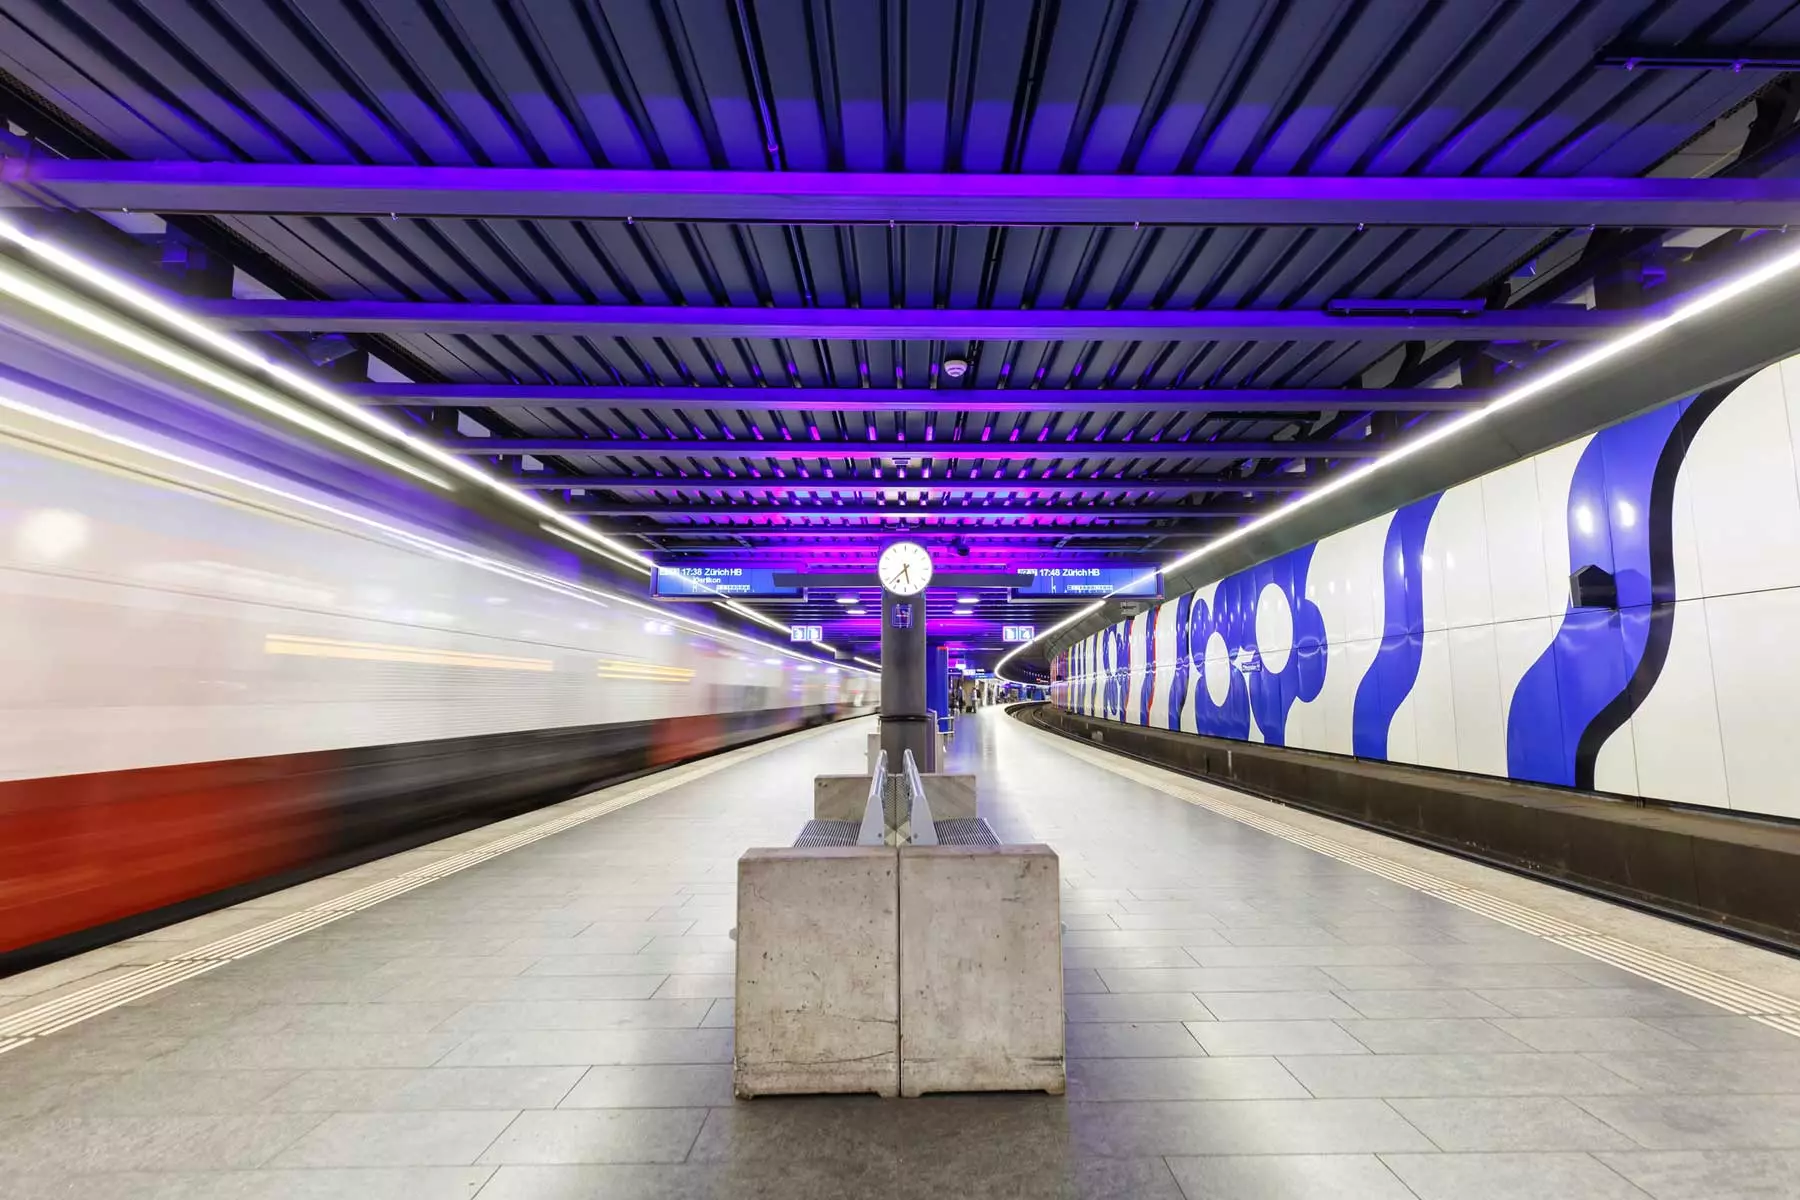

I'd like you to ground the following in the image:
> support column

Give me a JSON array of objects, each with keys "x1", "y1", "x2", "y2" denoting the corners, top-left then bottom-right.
[{"x1": 880, "y1": 587, "x2": 930, "y2": 768}]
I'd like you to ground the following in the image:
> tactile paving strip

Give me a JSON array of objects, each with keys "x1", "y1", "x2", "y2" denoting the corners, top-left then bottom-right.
[{"x1": 1027, "y1": 720, "x2": 1800, "y2": 1039}]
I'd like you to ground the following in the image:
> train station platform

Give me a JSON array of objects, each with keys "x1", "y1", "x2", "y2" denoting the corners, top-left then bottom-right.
[{"x1": 2, "y1": 710, "x2": 1800, "y2": 1199}]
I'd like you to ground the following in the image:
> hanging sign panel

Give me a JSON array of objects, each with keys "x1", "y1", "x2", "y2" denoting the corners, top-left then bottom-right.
[
  {"x1": 1012, "y1": 566, "x2": 1162, "y2": 599},
  {"x1": 651, "y1": 565, "x2": 803, "y2": 599}
]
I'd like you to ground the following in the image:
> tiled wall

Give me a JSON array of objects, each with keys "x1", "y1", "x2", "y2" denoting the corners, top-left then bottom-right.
[{"x1": 1055, "y1": 353, "x2": 1800, "y2": 823}]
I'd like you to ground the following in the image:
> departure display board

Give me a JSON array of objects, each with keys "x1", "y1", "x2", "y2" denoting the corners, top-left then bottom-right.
[
  {"x1": 1013, "y1": 566, "x2": 1161, "y2": 598},
  {"x1": 651, "y1": 565, "x2": 802, "y2": 599}
]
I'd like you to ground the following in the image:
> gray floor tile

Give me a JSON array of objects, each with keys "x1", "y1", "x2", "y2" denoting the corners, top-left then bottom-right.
[
  {"x1": 436, "y1": 999, "x2": 711, "y2": 1031},
  {"x1": 1188, "y1": 945, "x2": 1423, "y2": 968},
  {"x1": 560, "y1": 1065, "x2": 735, "y2": 1108},
  {"x1": 1062, "y1": 929, "x2": 1229, "y2": 949},
  {"x1": 1334, "y1": 1019, "x2": 1533, "y2": 1055},
  {"x1": 1187, "y1": 1020, "x2": 1370, "y2": 1057},
  {"x1": 1490, "y1": 1017, "x2": 1701, "y2": 1053},
  {"x1": 0, "y1": 1166, "x2": 497, "y2": 1199},
  {"x1": 0, "y1": 1114, "x2": 325, "y2": 1172},
  {"x1": 1217, "y1": 925, "x2": 1346, "y2": 946},
  {"x1": 31, "y1": 1069, "x2": 299, "y2": 1116},
  {"x1": 1585, "y1": 1051, "x2": 1800, "y2": 1094},
  {"x1": 1574, "y1": 1095, "x2": 1800, "y2": 1149},
  {"x1": 1380, "y1": 1152, "x2": 1651, "y2": 1199},
  {"x1": 1198, "y1": 991, "x2": 1360, "y2": 1021},
  {"x1": 1099, "y1": 966, "x2": 1335, "y2": 993},
  {"x1": 1638, "y1": 1016, "x2": 1800, "y2": 1051},
  {"x1": 260, "y1": 1066, "x2": 582, "y2": 1111},
  {"x1": 1064, "y1": 969, "x2": 1108, "y2": 994},
  {"x1": 699, "y1": 999, "x2": 733, "y2": 1028},
  {"x1": 269, "y1": 1110, "x2": 517, "y2": 1167},
  {"x1": 1476, "y1": 988, "x2": 1720, "y2": 1018},
  {"x1": 1166, "y1": 1153, "x2": 1416, "y2": 1198},
  {"x1": 1323, "y1": 964, "x2": 1587, "y2": 990},
  {"x1": 1061, "y1": 947, "x2": 1201, "y2": 969},
  {"x1": 1280, "y1": 1052, "x2": 1641, "y2": 1097},
  {"x1": 1596, "y1": 1149, "x2": 1800, "y2": 1199},
  {"x1": 524, "y1": 953, "x2": 734, "y2": 977},
  {"x1": 151, "y1": 1032, "x2": 464, "y2": 1071},
  {"x1": 478, "y1": 1108, "x2": 707, "y2": 1164},
  {"x1": 1067, "y1": 1098, "x2": 1434, "y2": 1156},
  {"x1": 901, "y1": 1150, "x2": 1187, "y2": 1199},
  {"x1": 1064, "y1": 993, "x2": 1214, "y2": 1023},
  {"x1": 1389, "y1": 1096, "x2": 1638, "y2": 1151},
  {"x1": 651, "y1": 974, "x2": 734, "y2": 999},
  {"x1": 1065, "y1": 1057, "x2": 1309, "y2": 1102},
  {"x1": 437, "y1": 1029, "x2": 733, "y2": 1067},
  {"x1": 687, "y1": 1098, "x2": 900, "y2": 1162},
  {"x1": 490, "y1": 976, "x2": 673, "y2": 1002},
  {"x1": 1398, "y1": 942, "x2": 1591, "y2": 965},
  {"x1": 1066, "y1": 1022, "x2": 1206, "y2": 1058},
  {"x1": 475, "y1": 1160, "x2": 896, "y2": 1200},
  {"x1": 1337, "y1": 989, "x2": 1517, "y2": 1019}
]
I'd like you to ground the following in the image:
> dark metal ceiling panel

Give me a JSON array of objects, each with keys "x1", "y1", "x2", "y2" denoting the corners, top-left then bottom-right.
[{"x1": 1, "y1": 0, "x2": 1793, "y2": 578}]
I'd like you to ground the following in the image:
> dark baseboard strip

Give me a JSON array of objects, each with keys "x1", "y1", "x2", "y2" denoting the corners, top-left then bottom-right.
[{"x1": 1018, "y1": 704, "x2": 1800, "y2": 958}]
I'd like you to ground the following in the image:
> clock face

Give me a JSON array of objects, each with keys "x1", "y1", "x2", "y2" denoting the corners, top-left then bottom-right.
[{"x1": 878, "y1": 541, "x2": 934, "y2": 596}]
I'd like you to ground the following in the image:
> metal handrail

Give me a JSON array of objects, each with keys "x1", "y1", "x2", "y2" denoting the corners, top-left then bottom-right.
[
  {"x1": 857, "y1": 749, "x2": 889, "y2": 845},
  {"x1": 902, "y1": 749, "x2": 937, "y2": 846}
]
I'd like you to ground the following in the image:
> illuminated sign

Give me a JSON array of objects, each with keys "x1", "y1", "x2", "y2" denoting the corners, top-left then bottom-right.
[
  {"x1": 1002, "y1": 625, "x2": 1037, "y2": 643},
  {"x1": 789, "y1": 625, "x2": 823, "y2": 643},
  {"x1": 652, "y1": 565, "x2": 801, "y2": 599},
  {"x1": 1013, "y1": 566, "x2": 1161, "y2": 598}
]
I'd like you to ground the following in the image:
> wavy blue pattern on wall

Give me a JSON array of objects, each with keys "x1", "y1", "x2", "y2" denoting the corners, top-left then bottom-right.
[
  {"x1": 1352, "y1": 496, "x2": 1441, "y2": 758},
  {"x1": 1507, "y1": 401, "x2": 1687, "y2": 786},
  {"x1": 1140, "y1": 610, "x2": 1158, "y2": 726},
  {"x1": 1166, "y1": 592, "x2": 1194, "y2": 731},
  {"x1": 1102, "y1": 619, "x2": 1133, "y2": 722},
  {"x1": 1186, "y1": 544, "x2": 1328, "y2": 745}
]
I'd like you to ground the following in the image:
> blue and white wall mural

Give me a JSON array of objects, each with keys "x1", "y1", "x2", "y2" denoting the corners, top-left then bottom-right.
[{"x1": 1053, "y1": 354, "x2": 1800, "y2": 823}]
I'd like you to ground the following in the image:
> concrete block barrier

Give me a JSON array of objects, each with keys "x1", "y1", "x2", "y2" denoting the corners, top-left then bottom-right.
[
  {"x1": 897, "y1": 843, "x2": 1065, "y2": 1097},
  {"x1": 734, "y1": 846, "x2": 900, "y2": 1098}
]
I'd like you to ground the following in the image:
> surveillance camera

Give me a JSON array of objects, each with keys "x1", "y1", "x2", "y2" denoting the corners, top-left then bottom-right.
[{"x1": 942, "y1": 358, "x2": 969, "y2": 379}]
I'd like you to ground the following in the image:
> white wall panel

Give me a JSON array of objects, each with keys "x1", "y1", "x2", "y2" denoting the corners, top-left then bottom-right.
[
  {"x1": 1618, "y1": 598, "x2": 1726, "y2": 809},
  {"x1": 1705, "y1": 586, "x2": 1800, "y2": 820},
  {"x1": 1430, "y1": 479, "x2": 1495, "y2": 630},
  {"x1": 1532, "y1": 438, "x2": 1586, "y2": 619},
  {"x1": 1447, "y1": 623, "x2": 1507, "y2": 777},
  {"x1": 1146, "y1": 602, "x2": 1174, "y2": 730},
  {"x1": 1687, "y1": 366, "x2": 1800, "y2": 597},
  {"x1": 1481, "y1": 457, "x2": 1554, "y2": 625},
  {"x1": 1410, "y1": 628, "x2": 1460, "y2": 770}
]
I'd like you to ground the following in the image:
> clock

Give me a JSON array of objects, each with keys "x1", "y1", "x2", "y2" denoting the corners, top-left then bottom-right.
[{"x1": 878, "y1": 540, "x2": 934, "y2": 596}]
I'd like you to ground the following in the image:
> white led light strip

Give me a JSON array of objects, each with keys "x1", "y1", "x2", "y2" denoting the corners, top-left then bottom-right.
[
  {"x1": 0, "y1": 719, "x2": 855, "y2": 1051},
  {"x1": 1026, "y1": 720, "x2": 1800, "y2": 1035},
  {"x1": 997, "y1": 238, "x2": 1800, "y2": 683}
]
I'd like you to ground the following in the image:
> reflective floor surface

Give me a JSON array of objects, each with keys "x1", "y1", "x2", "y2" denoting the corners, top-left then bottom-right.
[{"x1": 0, "y1": 711, "x2": 1797, "y2": 1198}]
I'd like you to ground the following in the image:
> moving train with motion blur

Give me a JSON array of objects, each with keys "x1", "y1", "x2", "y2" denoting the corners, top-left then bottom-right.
[{"x1": 0, "y1": 389, "x2": 874, "y2": 973}]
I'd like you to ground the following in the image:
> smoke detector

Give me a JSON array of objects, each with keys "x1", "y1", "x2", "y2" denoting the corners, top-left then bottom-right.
[{"x1": 942, "y1": 357, "x2": 969, "y2": 379}]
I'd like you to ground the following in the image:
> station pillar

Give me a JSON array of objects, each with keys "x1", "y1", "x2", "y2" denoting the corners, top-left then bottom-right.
[{"x1": 880, "y1": 586, "x2": 930, "y2": 768}]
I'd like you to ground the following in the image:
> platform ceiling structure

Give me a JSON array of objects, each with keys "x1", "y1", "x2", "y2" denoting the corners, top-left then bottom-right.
[{"x1": 7, "y1": 0, "x2": 1800, "y2": 665}]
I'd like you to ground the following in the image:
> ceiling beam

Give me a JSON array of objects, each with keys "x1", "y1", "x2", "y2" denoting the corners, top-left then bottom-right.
[
  {"x1": 348, "y1": 383, "x2": 1480, "y2": 413},
  {"x1": 514, "y1": 473, "x2": 1310, "y2": 494},
  {"x1": 451, "y1": 437, "x2": 1378, "y2": 460},
  {"x1": 565, "y1": 501, "x2": 1254, "y2": 518},
  {"x1": 190, "y1": 299, "x2": 1632, "y2": 342},
  {"x1": 13, "y1": 160, "x2": 1800, "y2": 228}
]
